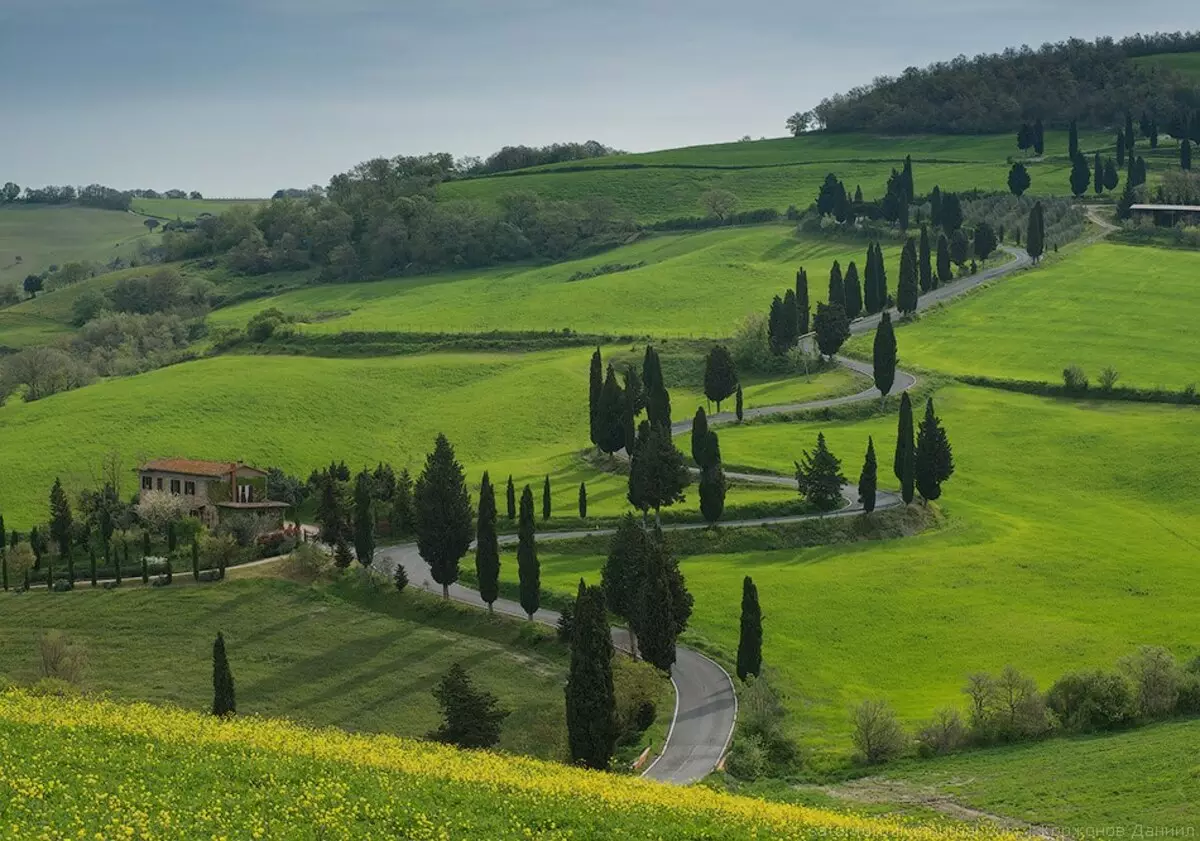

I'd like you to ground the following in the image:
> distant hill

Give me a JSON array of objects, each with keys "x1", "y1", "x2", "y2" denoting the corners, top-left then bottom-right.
[
  {"x1": 0, "y1": 205, "x2": 150, "y2": 289},
  {"x1": 811, "y1": 32, "x2": 1200, "y2": 134}
]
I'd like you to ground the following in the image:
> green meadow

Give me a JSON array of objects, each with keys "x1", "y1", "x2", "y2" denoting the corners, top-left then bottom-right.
[
  {"x1": 1133, "y1": 51, "x2": 1200, "y2": 81},
  {"x1": 847, "y1": 243, "x2": 1200, "y2": 389},
  {"x1": 132, "y1": 197, "x2": 264, "y2": 219},
  {"x1": 0, "y1": 205, "x2": 151, "y2": 287},
  {"x1": 516, "y1": 385, "x2": 1200, "y2": 749},
  {"x1": 209, "y1": 226, "x2": 893, "y2": 338},
  {"x1": 0, "y1": 346, "x2": 856, "y2": 528}
]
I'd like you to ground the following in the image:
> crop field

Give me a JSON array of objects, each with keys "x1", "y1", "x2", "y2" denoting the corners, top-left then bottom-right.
[
  {"x1": 0, "y1": 205, "x2": 151, "y2": 287},
  {"x1": 873, "y1": 718, "x2": 1200, "y2": 831},
  {"x1": 132, "y1": 196, "x2": 265, "y2": 219},
  {"x1": 846, "y1": 243, "x2": 1200, "y2": 389},
  {"x1": 0, "y1": 688, "x2": 1016, "y2": 841},
  {"x1": 0, "y1": 578, "x2": 573, "y2": 758},
  {"x1": 0, "y1": 346, "x2": 831, "y2": 528},
  {"x1": 523, "y1": 385, "x2": 1200, "y2": 749},
  {"x1": 209, "y1": 226, "x2": 896, "y2": 338}
]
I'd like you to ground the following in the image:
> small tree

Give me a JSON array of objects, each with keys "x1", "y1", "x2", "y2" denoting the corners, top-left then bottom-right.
[
  {"x1": 1007, "y1": 162, "x2": 1031, "y2": 197},
  {"x1": 858, "y1": 437, "x2": 878, "y2": 515},
  {"x1": 973, "y1": 222, "x2": 998, "y2": 262},
  {"x1": 700, "y1": 189, "x2": 738, "y2": 220},
  {"x1": 872, "y1": 312, "x2": 897, "y2": 403},
  {"x1": 949, "y1": 228, "x2": 970, "y2": 268},
  {"x1": 191, "y1": 538, "x2": 200, "y2": 582},
  {"x1": 414, "y1": 434, "x2": 473, "y2": 598},
  {"x1": 1026, "y1": 201, "x2": 1045, "y2": 264},
  {"x1": 894, "y1": 392, "x2": 915, "y2": 504},
  {"x1": 212, "y1": 632, "x2": 236, "y2": 717},
  {"x1": 736, "y1": 576, "x2": 763, "y2": 681},
  {"x1": 699, "y1": 462, "x2": 726, "y2": 525},
  {"x1": 49, "y1": 478, "x2": 73, "y2": 561},
  {"x1": 735, "y1": 385, "x2": 744, "y2": 422},
  {"x1": 852, "y1": 699, "x2": 906, "y2": 764},
  {"x1": 353, "y1": 470, "x2": 375, "y2": 569},
  {"x1": 1069, "y1": 153, "x2": 1091, "y2": 197},
  {"x1": 565, "y1": 581, "x2": 618, "y2": 769},
  {"x1": 1182, "y1": 138, "x2": 1192, "y2": 172},
  {"x1": 542, "y1": 475, "x2": 552, "y2": 521},
  {"x1": 813, "y1": 301, "x2": 850, "y2": 359},
  {"x1": 690, "y1": 407, "x2": 711, "y2": 467},
  {"x1": 475, "y1": 472, "x2": 500, "y2": 612},
  {"x1": 627, "y1": 421, "x2": 689, "y2": 525},
  {"x1": 578, "y1": 481, "x2": 587, "y2": 519},
  {"x1": 703, "y1": 344, "x2": 738, "y2": 412},
  {"x1": 915, "y1": 397, "x2": 954, "y2": 503},
  {"x1": 795, "y1": 433, "x2": 847, "y2": 511},
  {"x1": 1103, "y1": 158, "x2": 1119, "y2": 192},
  {"x1": 429, "y1": 664, "x2": 510, "y2": 749},
  {"x1": 506, "y1": 475, "x2": 516, "y2": 521},
  {"x1": 517, "y1": 485, "x2": 540, "y2": 619}
]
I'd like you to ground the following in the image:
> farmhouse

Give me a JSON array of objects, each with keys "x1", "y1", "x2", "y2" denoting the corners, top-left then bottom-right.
[{"x1": 137, "y1": 458, "x2": 289, "y2": 528}]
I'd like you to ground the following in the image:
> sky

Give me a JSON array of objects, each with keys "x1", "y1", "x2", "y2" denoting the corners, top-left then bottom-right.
[{"x1": 2, "y1": 0, "x2": 1196, "y2": 197}]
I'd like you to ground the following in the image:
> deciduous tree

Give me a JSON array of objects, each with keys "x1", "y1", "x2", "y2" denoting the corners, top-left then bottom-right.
[{"x1": 414, "y1": 434, "x2": 473, "y2": 598}]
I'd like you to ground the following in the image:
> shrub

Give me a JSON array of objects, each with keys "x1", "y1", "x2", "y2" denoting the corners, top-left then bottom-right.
[
  {"x1": 915, "y1": 707, "x2": 968, "y2": 757},
  {"x1": 197, "y1": 569, "x2": 222, "y2": 583},
  {"x1": 256, "y1": 530, "x2": 298, "y2": 558},
  {"x1": 737, "y1": 676, "x2": 802, "y2": 773},
  {"x1": 852, "y1": 698, "x2": 907, "y2": 764},
  {"x1": 1175, "y1": 673, "x2": 1200, "y2": 715},
  {"x1": 613, "y1": 658, "x2": 662, "y2": 746},
  {"x1": 1046, "y1": 670, "x2": 1134, "y2": 732},
  {"x1": 1098, "y1": 366, "x2": 1120, "y2": 391},
  {"x1": 218, "y1": 513, "x2": 272, "y2": 549},
  {"x1": 246, "y1": 308, "x2": 286, "y2": 342},
  {"x1": 282, "y1": 543, "x2": 331, "y2": 582},
  {"x1": 963, "y1": 666, "x2": 1050, "y2": 743},
  {"x1": 724, "y1": 734, "x2": 768, "y2": 780},
  {"x1": 428, "y1": 664, "x2": 510, "y2": 750},
  {"x1": 1120, "y1": 646, "x2": 1180, "y2": 719},
  {"x1": 1062, "y1": 365, "x2": 1089, "y2": 391},
  {"x1": 39, "y1": 631, "x2": 87, "y2": 685}
]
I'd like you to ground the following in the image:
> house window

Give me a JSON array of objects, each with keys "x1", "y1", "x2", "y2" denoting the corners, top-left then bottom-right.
[
  {"x1": 184, "y1": 481, "x2": 195, "y2": 496},
  {"x1": 156, "y1": 477, "x2": 163, "y2": 490},
  {"x1": 141, "y1": 476, "x2": 153, "y2": 491},
  {"x1": 237, "y1": 484, "x2": 252, "y2": 503},
  {"x1": 170, "y1": 479, "x2": 181, "y2": 495}
]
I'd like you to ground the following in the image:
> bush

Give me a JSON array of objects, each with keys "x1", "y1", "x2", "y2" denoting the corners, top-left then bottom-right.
[
  {"x1": 612, "y1": 658, "x2": 662, "y2": 746},
  {"x1": 915, "y1": 707, "x2": 968, "y2": 757},
  {"x1": 724, "y1": 734, "x2": 769, "y2": 780},
  {"x1": 1175, "y1": 673, "x2": 1200, "y2": 715},
  {"x1": 282, "y1": 543, "x2": 331, "y2": 582},
  {"x1": 852, "y1": 699, "x2": 907, "y2": 764},
  {"x1": 39, "y1": 631, "x2": 87, "y2": 685},
  {"x1": 197, "y1": 569, "x2": 222, "y2": 583},
  {"x1": 257, "y1": 530, "x2": 298, "y2": 558},
  {"x1": 737, "y1": 676, "x2": 802, "y2": 773},
  {"x1": 246, "y1": 307, "x2": 286, "y2": 342},
  {"x1": 1120, "y1": 646, "x2": 1180, "y2": 719},
  {"x1": 1062, "y1": 365, "x2": 1089, "y2": 391},
  {"x1": 1046, "y1": 670, "x2": 1134, "y2": 732},
  {"x1": 1098, "y1": 366, "x2": 1120, "y2": 391}
]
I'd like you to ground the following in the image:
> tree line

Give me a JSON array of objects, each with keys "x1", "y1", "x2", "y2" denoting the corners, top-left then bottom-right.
[{"x1": 0, "y1": 183, "x2": 204, "y2": 211}]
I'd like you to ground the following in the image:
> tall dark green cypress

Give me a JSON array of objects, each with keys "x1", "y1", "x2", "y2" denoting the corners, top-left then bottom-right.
[
  {"x1": 781, "y1": 288, "x2": 800, "y2": 347},
  {"x1": 863, "y1": 244, "x2": 879, "y2": 314},
  {"x1": 691, "y1": 406, "x2": 710, "y2": 467},
  {"x1": 915, "y1": 398, "x2": 955, "y2": 504},
  {"x1": 735, "y1": 385, "x2": 744, "y2": 422},
  {"x1": 936, "y1": 232, "x2": 952, "y2": 284},
  {"x1": 1117, "y1": 130, "x2": 1126, "y2": 167},
  {"x1": 353, "y1": 470, "x2": 375, "y2": 568},
  {"x1": 506, "y1": 475, "x2": 516, "y2": 521},
  {"x1": 542, "y1": 475, "x2": 552, "y2": 521},
  {"x1": 735, "y1": 576, "x2": 762, "y2": 681},
  {"x1": 578, "y1": 482, "x2": 587, "y2": 519},
  {"x1": 1026, "y1": 201, "x2": 1045, "y2": 264},
  {"x1": 212, "y1": 631, "x2": 236, "y2": 717},
  {"x1": 699, "y1": 461, "x2": 726, "y2": 525},
  {"x1": 827, "y1": 260, "x2": 844, "y2": 310},
  {"x1": 1125, "y1": 112, "x2": 1135, "y2": 151},
  {"x1": 795, "y1": 268, "x2": 810, "y2": 334},
  {"x1": 414, "y1": 434, "x2": 473, "y2": 599},
  {"x1": 1034, "y1": 117, "x2": 1044, "y2": 155},
  {"x1": 475, "y1": 472, "x2": 500, "y2": 611},
  {"x1": 634, "y1": 532, "x2": 685, "y2": 673},
  {"x1": 596, "y1": 364, "x2": 627, "y2": 454},
  {"x1": 642, "y1": 346, "x2": 671, "y2": 430},
  {"x1": 1068, "y1": 120, "x2": 1079, "y2": 159},
  {"x1": 858, "y1": 436, "x2": 878, "y2": 514},
  {"x1": 588, "y1": 347, "x2": 603, "y2": 446},
  {"x1": 894, "y1": 392, "x2": 915, "y2": 505},
  {"x1": 874, "y1": 242, "x2": 888, "y2": 307},
  {"x1": 844, "y1": 261, "x2": 862, "y2": 319},
  {"x1": 918, "y1": 225, "x2": 933, "y2": 292},
  {"x1": 564, "y1": 581, "x2": 617, "y2": 770},
  {"x1": 517, "y1": 485, "x2": 540, "y2": 619},
  {"x1": 897, "y1": 238, "x2": 919, "y2": 315},
  {"x1": 49, "y1": 478, "x2": 72, "y2": 561},
  {"x1": 89, "y1": 547, "x2": 97, "y2": 587},
  {"x1": 872, "y1": 311, "x2": 897, "y2": 402},
  {"x1": 1093, "y1": 151, "x2": 1103, "y2": 194}
]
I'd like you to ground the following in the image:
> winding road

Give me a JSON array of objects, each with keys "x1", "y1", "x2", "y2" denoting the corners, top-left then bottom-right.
[{"x1": 376, "y1": 241, "x2": 1036, "y2": 785}]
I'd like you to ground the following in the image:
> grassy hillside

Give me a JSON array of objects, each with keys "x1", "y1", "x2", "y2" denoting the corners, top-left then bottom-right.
[
  {"x1": 441, "y1": 131, "x2": 1107, "y2": 221},
  {"x1": 846, "y1": 243, "x2": 1200, "y2": 389},
  {"x1": 522, "y1": 385, "x2": 1200, "y2": 749},
  {"x1": 210, "y1": 226, "x2": 895, "y2": 338},
  {"x1": 1133, "y1": 51, "x2": 1200, "y2": 81},
  {"x1": 0, "y1": 577, "x2": 572, "y2": 758},
  {"x1": 0, "y1": 205, "x2": 152, "y2": 288},
  {"x1": 875, "y1": 718, "x2": 1200, "y2": 830},
  {"x1": 133, "y1": 196, "x2": 264, "y2": 219},
  {"x1": 0, "y1": 346, "x2": 847, "y2": 527},
  {"x1": 0, "y1": 689, "x2": 1014, "y2": 841}
]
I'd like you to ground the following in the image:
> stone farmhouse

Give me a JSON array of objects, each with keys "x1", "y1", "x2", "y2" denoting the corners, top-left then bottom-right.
[{"x1": 137, "y1": 458, "x2": 289, "y2": 528}]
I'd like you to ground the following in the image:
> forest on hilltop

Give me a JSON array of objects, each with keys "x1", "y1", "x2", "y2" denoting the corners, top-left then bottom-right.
[{"x1": 811, "y1": 32, "x2": 1200, "y2": 134}]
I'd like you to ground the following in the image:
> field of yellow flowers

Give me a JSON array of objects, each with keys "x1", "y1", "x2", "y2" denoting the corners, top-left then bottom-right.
[{"x1": 0, "y1": 689, "x2": 1018, "y2": 840}]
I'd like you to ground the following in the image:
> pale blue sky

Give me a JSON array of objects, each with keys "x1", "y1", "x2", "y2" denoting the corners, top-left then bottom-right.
[{"x1": 2, "y1": 1, "x2": 1194, "y2": 196}]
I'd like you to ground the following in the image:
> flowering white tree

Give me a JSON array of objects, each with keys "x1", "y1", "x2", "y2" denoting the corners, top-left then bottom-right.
[{"x1": 135, "y1": 490, "x2": 189, "y2": 533}]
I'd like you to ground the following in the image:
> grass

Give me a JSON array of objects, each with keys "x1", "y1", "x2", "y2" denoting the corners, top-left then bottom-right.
[
  {"x1": 0, "y1": 576, "x2": 573, "y2": 758},
  {"x1": 0, "y1": 346, "x2": 838, "y2": 528},
  {"x1": 0, "y1": 309, "x2": 73, "y2": 350},
  {"x1": 0, "y1": 205, "x2": 152, "y2": 288},
  {"x1": 209, "y1": 226, "x2": 897, "y2": 338},
  {"x1": 1133, "y1": 51, "x2": 1200, "y2": 82},
  {"x1": 132, "y1": 197, "x2": 264, "y2": 219},
  {"x1": 877, "y1": 718, "x2": 1200, "y2": 831},
  {"x1": 846, "y1": 243, "x2": 1200, "y2": 389},
  {"x1": 442, "y1": 131, "x2": 1110, "y2": 221},
  {"x1": 518, "y1": 385, "x2": 1200, "y2": 752}
]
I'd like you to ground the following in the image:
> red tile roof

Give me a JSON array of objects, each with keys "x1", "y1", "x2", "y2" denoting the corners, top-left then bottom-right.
[{"x1": 139, "y1": 459, "x2": 266, "y2": 478}]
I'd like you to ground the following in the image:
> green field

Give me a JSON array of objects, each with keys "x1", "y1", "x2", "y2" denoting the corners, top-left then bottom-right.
[
  {"x1": 0, "y1": 346, "x2": 847, "y2": 528},
  {"x1": 1133, "y1": 51, "x2": 1200, "y2": 81},
  {"x1": 132, "y1": 196, "x2": 264, "y2": 219},
  {"x1": 0, "y1": 577, "x2": 574, "y2": 758},
  {"x1": 876, "y1": 718, "x2": 1200, "y2": 830},
  {"x1": 847, "y1": 243, "x2": 1200, "y2": 389},
  {"x1": 0, "y1": 205, "x2": 152, "y2": 288},
  {"x1": 518, "y1": 385, "x2": 1200, "y2": 749},
  {"x1": 209, "y1": 226, "x2": 894, "y2": 338},
  {"x1": 442, "y1": 131, "x2": 1108, "y2": 221}
]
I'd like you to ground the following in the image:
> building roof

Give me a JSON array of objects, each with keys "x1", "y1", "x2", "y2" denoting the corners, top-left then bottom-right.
[
  {"x1": 1130, "y1": 204, "x2": 1200, "y2": 212},
  {"x1": 138, "y1": 458, "x2": 268, "y2": 478}
]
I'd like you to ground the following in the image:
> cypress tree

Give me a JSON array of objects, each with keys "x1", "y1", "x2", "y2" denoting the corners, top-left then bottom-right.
[
  {"x1": 941, "y1": 193, "x2": 963, "y2": 233},
  {"x1": 49, "y1": 478, "x2": 72, "y2": 561},
  {"x1": 578, "y1": 482, "x2": 587, "y2": 519},
  {"x1": 767, "y1": 294, "x2": 787, "y2": 356},
  {"x1": 812, "y1": 300, "x2": 850, "y2": 359},
  {"x1": 588, "y1": 347, "x2": 603, "y2": 446},
  {"x1": 901, "y1": 154, "x2": 914, "y2": 199},
  {"x1": 872, "y1": 311, "x2": 897, "y2": 402},
  {"x1": 475, "y1": 472, "x2": 500, "y2": 612},
  {"x1": 844, "y1": 261, "x2": 862, "y2": 319},
  {"x1": 0, "y1": 515, "x2": 6, "y2": 592},
  {"x1": 142, "y1": 529, "x2": 150, "y2": 559},
  {"x1": 858, "y1": 436, "x2": 878, "y2": 514},
  {"x1": 703, "y1": 344, "x2": 738, "y2": 412},
  {"x1": 1034, "y1": 117, "x2": 1044, "y2": 155},
  {"x1": 1017, "y1": 122, "x2": 1030, "y2": 152},
  {"x1": 141, "y1": 554, "x2": 149, "y2": 585},
  {"x1": 1070, "y1": 153, "x2": 1091, "y2": 196},
  {"x1": 915, "y1": 398, "x2": 955, "y2": 504},
  {"x1": 735, "y1": 385, "x2": 744, "y2": 422},
  {"x1": 691, "y1": 406, "x2": 710, "y2": 467},
  {"x1": 930, "y1": 186, "x2": 943, "y2": 227},
  {"x1": 736, "y1": 576, "x2": 762, "y2": 681},
  {"x1": 642, "y1": 346, "x2": 671, "y2": 430},
  {"x1": 1026, "y1": 201, "x2": 1045, "y2": 264},
  {"x1": 1125, "y1": 112, "x2": 1135, "y2": 150},
  {"x1": 1093, "y1": 151, "x2": 1103, "y2": 194},
  {"x1": 622, "y1": 381, "x2": 637, "y2": 455},
  {"x1": 1103, "y1": 158, "x2": 1119, "y2": 192},
  {"x1": 564, "y1": 581, "x2": 617, "y2": 769},
  {"x1": 918, "y1": 225, "x2": 933, "y2": 292},
  {"x1": 634, "y1": 530, "x2": 690, "y2": 673},
  {"x1": 601, "y1": 515, "x2": 649, "y2": 653},
  {"x1": 506, "y1": 475, "x2": 516, "y2": 521},
  {"x1": 212, "y1": 632, "x2": 236, "y2": 717},
  {"x1": 89, "y1": 547, "x2": 97, "y2": 587},
  {"x1": 874, "y1": 242, "x2": 889, "y2": 306},
  {"x1": 430, "y1": 664, "x2": 510, "y2": 749},
  {"x1": 414, "y1": 433, "x2": 473, "y2": 599},
  {"x1": 353, "y1": 470, "x2": 375, "y2": 569},
  {"x1": 781, "y1": 288, "x2": 799, "y2": 346},
  {"x1": 596, "y1": 364, "x2": 626, "y2": 454},
  {"x1": 623, "y1": 366, "x2": 645, "y2": 417},
  {"x1": 517, "y1": 485, "x2": 539, "y2": 619},
  {"x1": 897, "y1": 238, "x2": 919, "y2": 315},
  {"x1": 627, "y1": 421, "x2": 690, "y2": 525},
  {"x1": 863, "y1": 244, "x2": 880, "y2": 314},
  {"x1": 795, "y1": 268, "x2": 810, "y2": 334},
  {"x1": 1117, "y1": 130, "x2": 1126, "y2": 167},
  {"x1": 1068, "y1": 119, "x2": 1079, "y2": 159},
  {"x1": 116, "y1": 543, "x2": 124, "y2": 585},
  {"x1": 699, "y1": 462, "x2": 726, "y2": 525},
  {"x1": 894, "y1": 392, "x2": 915, "y2": 505},
  {"x1": 1183, "y1": 138, "x2": 1193, "y2": 171},
  {"x1": 827, "y1": 260, "x2": 844, "y2": 310},
  {"x1": 1007, "y1": 162, "x2": 1031, "y2": 197},
  {"x1": 542, "y1": 475, "x2": 551, "y2": 521},
  {"x1": 167, "y1": 521, "x2": 177, "y2": 554},
  {"x1": 192, "y1": 539, "x2": 200, "y2": 582}
]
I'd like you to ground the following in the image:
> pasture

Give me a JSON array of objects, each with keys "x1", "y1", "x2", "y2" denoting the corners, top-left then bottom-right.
[
  {"x1": 847, "y1": 243, "x2": 1200, "y2": 389},
  {"x1": 0, "y1": 205, "x2": 151, "y2": 288},
  {"x1": 132, "y1": 196, "x2": 264, "y2": 219},
  {"x1": 1133, "y1": 50, "x2": 1200, "y2": 81}
]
